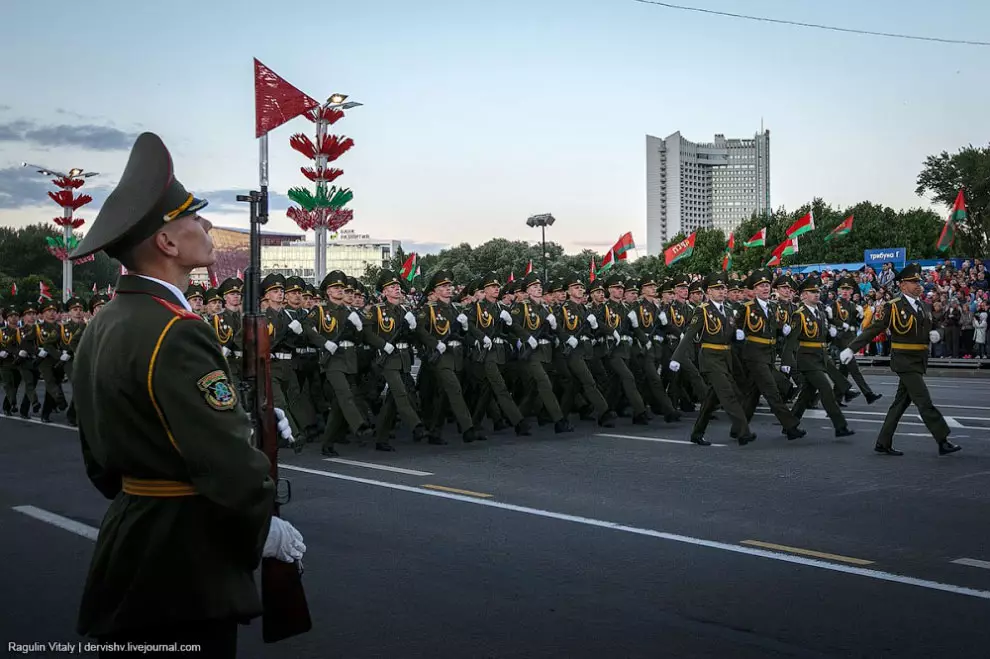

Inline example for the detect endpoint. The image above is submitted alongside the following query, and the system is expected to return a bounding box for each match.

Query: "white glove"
[347,311,363,330]
[436,341,447,354]
[59,351,70,362]
[929,330,941,344]
[828,326,837,337]
[263,517,306,563]
[587,314,598,329]
[856,305,864,316]
[782,324,792,336]
[404,311,417,329]
[324,340,338,355]
[547,313,557,330]
[826,306,833,319]
[659,311,668,325]
[669,360,681,372]
[18,350,28,358]
[839,348,855,364]
[274,407,293,442]
[780,365,791,374]
[566,336,578,349]
[383,342,395,354]
[735,329,745,341]
[627,310,639,328]
[500,309,512,325]
[457,313,468,329]
[842,323,850,331]
[0,351,7,359]
[482,336,493,350]
[527,336,538,349]
[222,346,232,357]
[288,319,303,335]
[613,330,621,343]
[38,349,48,359]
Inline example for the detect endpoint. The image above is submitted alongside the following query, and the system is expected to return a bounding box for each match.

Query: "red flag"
[525,260,533,276]
[10,283,16,296]
[39,281,52,301]
[664,232,696,266]
[611,232,635,260]
[209,271,219,287]
[236,269,244,280]
[400,253,418,282]
[589,256,596,283]
[254,58,320,138]
[508,272,515,282]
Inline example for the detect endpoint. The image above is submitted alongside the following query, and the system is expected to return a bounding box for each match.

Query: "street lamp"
[22,162,100,301]
[526,213,556,281]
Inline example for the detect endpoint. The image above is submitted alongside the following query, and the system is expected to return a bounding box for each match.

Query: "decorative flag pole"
[22,163,99,301]
[937,189,965,253]
[287,94,363,282]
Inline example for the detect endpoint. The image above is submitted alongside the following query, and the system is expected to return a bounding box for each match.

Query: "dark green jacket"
[738,298,779,362]
[72,275,274,636]
[305,301,360,373]
[363,301,416,372]
[848,296,931,374]
[672,301,734,371]
[781,304,832,372]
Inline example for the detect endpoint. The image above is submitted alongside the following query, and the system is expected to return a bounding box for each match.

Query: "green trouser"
[791,369,847,430]
[472,359,522,427]
[0,364,19,410]
[564,353,608,418]
[692,353,751,438]
[606,353,645,416]
[321,370,366,449]
[669,351,708,406]
[38,359,67,407]
[633,353,677,416]
[876,372,949,449]
[375,367,422,441]
[270,359,305,437]
[742,359,800,431]
[521,358,563,423]
[18,365,39,405]
[839,357,875,397]
[825,358,851,396]
[428,365,474,435]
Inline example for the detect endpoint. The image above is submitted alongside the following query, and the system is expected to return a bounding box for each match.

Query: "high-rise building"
[646,130,770,254]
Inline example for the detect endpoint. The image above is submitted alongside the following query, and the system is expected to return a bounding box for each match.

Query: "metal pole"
[62,205,72,301]
[314,111,328,283]
[541,224,547,281]
[245,135,269,309]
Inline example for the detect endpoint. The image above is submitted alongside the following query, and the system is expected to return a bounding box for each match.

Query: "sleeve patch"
[197,370,238,411]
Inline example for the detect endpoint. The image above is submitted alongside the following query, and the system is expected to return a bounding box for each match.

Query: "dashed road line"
[596,433,728,447]
[0,415,77,432]
[323,458,433,476]
[12,505,98,541]
[422,484,493,498]
[952,558,990,571]
[740,539,874,566]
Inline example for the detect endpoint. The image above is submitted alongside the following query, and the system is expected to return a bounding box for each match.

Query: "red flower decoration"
[305,106,345,125]
[52,177,85,190]
[300,166,344,183]
[48,190,92,210]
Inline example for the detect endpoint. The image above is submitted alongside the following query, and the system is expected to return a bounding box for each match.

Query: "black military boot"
[40,396,53,423]
[632,412,650,425]
[784,426,807,441]
[865,392,883,405]
[412,424,427,442]
[1,398,10,415]
[597,411,617,428]
[515,420,532,436]
[19,397,30,419]
[554,419,574,434]
[66,402,77,427]
[375,442,396,452]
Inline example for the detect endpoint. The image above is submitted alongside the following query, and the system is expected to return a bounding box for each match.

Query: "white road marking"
[817,427,973,439]
[952,558,990,571]
[0,415,77,432]
[756,411,975,430]
[323,458,433,476]
[595,433,727,447]
[945,417,964,428]
[278,463,990,602]
[12,505,98,541]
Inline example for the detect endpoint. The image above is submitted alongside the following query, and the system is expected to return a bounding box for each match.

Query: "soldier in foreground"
[67,132,304,658]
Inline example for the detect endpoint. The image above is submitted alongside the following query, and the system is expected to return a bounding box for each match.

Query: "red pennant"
[254,58,319,138]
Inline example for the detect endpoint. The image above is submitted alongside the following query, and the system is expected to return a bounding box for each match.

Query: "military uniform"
[829,277,880,403]
[66,132,279,656]
[0,307,21,415]
[15,305,41,416]
[34,299,69,420]
[673,272,754,445]
[555,275,614,426]
[60,297,87,426]
[213,277,244,387]
[628,276,679,421]
[261,274,311,444]
[596,275,649,424]
[843,263,959,456]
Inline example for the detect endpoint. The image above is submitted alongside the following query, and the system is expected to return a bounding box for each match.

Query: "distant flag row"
[596,232,636,275]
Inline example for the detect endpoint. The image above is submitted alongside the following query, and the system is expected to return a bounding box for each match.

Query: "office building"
[262,228,400,280]
[646,130,770,254]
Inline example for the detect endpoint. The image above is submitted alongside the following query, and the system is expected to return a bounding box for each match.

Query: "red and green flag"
[598,249,615,275]
[766,237,798,267]
[611,232,635,260]
[10,283,17,296]
[721,232,734,271]
[937,189,965,253]
[525,260,533,276]
[400,253,418,282]
[664,232,696,266]
[824,215,854,242]
[39,281,52,301]
[743,227,766,248]
[589,256,596,282]
[785,212,815,239]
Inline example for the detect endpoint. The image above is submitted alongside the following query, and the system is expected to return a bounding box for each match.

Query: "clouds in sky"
[0,118,138,151]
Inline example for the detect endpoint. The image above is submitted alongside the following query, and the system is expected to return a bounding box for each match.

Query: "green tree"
[916,143,990,256]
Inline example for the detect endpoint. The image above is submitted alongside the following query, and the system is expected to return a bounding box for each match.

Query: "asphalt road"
[2,374,990,658]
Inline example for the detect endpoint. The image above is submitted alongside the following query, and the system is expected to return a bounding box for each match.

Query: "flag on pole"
[598,249,615,275]
[525,260,533,276]
[743,227,766,248]
[10,283,17,296]
[589,256,596,282]
[92,282,97,293]
[209,271,219,287]
[611,232,635,260]
[508,272,515,282]
[236,269,244,280]
[937,189,965,253]
[785,212,815,239]
[400,253,418,282]
[664,232,696,266]
[38,281,52,301]
[766,238,799,267]
[254,58,319,138]
[824,215,854,242]
[721,233,735,271]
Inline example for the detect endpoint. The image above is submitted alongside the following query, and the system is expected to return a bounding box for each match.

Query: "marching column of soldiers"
[0,262,962,456]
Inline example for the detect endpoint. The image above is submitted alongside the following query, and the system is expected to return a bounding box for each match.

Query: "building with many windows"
[646,130,770,254]
[262,229,400,281]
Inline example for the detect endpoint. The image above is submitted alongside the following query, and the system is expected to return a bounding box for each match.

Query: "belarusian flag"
[92,282,97,293]
[236,268,244,280]
[743,227,766,248]
[824,215,854,242]
[766,237,798,266]
[598,249,615,275]
[525,260,533,276]
[39,281,52,301]
[589,256,596,282]
[664,232,696,266]
[611,232,635,260]
[937,189,965,253]
[721,233,734,271]
[400,253,418,281]
[785,212,815,238]
[10,283,17,296]
[508,272,515,282]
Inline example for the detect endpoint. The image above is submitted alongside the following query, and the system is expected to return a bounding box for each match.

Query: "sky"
[1,0,988,257]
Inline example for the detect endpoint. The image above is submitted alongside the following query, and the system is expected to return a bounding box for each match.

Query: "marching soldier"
[213,277,243,385]
[0,307,21,415]
[598,274,649,425]
[204,287,223,318]
[60,297,86,426]
[16,303,42,418]
[736,269,806,440]
[663,275,708,412]
[672,272,755,446]
[185,284,205,314]
[282,276,320,443]
[35,298,69,421]
[629,275,680,422]
[262,273,311,446]
[772,274,800,400]
[416,270,484,443]
[840,263,960,456]
[782,276,855,438]
[829,276,882,404]
[362,269,426,450]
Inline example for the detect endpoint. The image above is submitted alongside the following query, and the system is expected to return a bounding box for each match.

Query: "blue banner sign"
[864,248,906,268]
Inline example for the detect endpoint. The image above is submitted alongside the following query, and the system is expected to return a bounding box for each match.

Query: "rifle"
[237,184,312,644]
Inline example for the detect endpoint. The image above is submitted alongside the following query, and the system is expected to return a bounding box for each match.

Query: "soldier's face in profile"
[327,285,345,302]
[527,284,543,300]
[286,290,303,307]
[484,284,500,302]
[776,286,793,301]
[190,298,203,312]
[166,214,215,268]
[900,280,923,298]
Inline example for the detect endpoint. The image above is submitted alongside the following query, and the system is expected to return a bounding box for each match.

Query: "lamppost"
[22,163,99,301]
[526,213,556,281]
[287,93,363,283]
